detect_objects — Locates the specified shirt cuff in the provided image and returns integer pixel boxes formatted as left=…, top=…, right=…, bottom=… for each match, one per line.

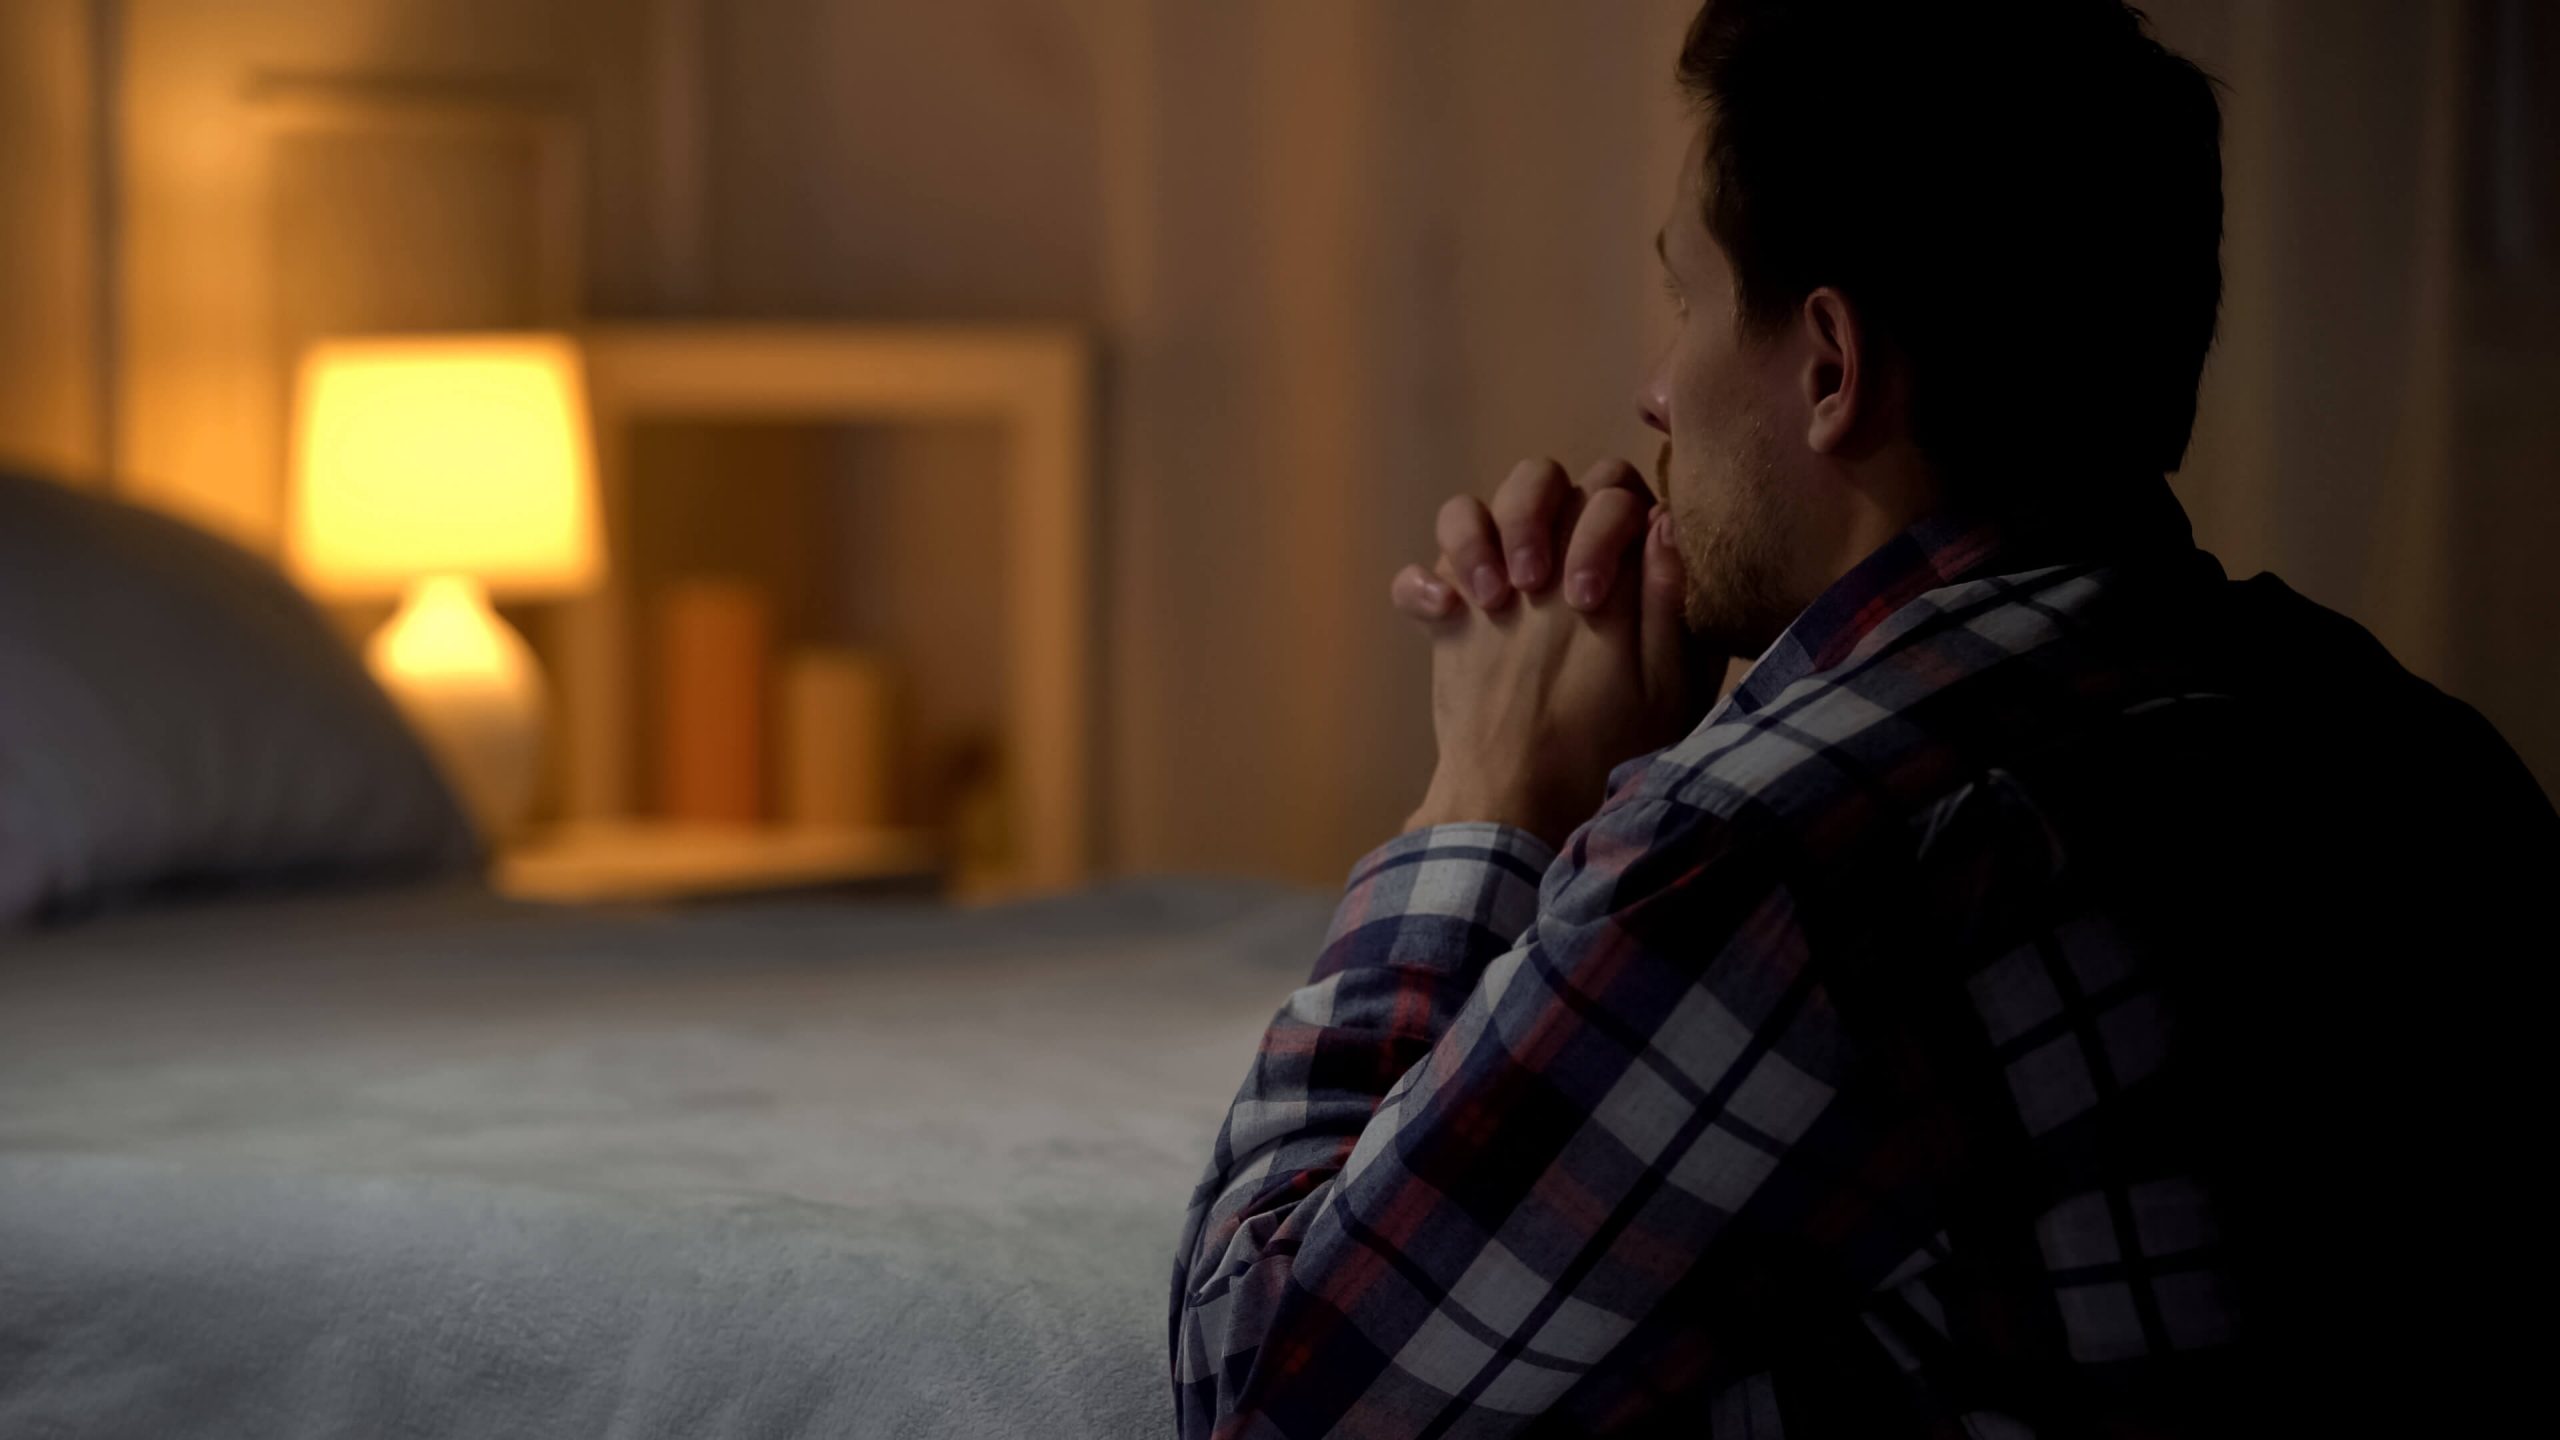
left=1316, top=822, right=1557, bottom=977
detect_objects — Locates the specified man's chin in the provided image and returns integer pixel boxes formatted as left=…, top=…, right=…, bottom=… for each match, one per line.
left=1683, top=581, right=1788, bottom=663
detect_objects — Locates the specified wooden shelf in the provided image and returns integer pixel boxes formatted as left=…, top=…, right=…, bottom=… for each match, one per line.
left=550, top=324, right=1094, bottom=897
left=495, top=820, right=941, bottom=904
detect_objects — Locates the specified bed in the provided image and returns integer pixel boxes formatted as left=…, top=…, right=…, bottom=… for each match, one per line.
left=0, top=468, right=1321, bottom=1436
left=0, top=878, right=1325, bottom=1437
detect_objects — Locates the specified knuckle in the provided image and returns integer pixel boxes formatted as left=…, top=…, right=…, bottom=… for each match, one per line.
left=1584, top=484, right=1639, bottom=516
left=1436, top=498, right=1494, bottom=554
left=1496, top=458, right=1568, bottom=514
left=1575, top=491, right=1640, bottom=544
left=1576, top=456, right=1636, bottom=490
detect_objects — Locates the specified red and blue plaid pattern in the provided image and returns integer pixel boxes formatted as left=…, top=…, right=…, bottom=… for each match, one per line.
left=1169, top=477, right=2355, bottom=1437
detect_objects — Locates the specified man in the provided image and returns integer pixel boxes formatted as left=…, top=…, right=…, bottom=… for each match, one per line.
left=1172, top=1, right=2557, bottom=1435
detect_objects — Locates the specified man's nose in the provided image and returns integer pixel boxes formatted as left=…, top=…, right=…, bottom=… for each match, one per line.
left=1635, top=386, right=1668, bottom=435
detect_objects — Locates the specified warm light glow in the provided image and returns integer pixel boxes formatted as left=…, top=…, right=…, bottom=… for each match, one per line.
left=288, top=333, right=602, bottom=598
left=364, top=573, right=547, bottom=840
left=374, top=575, right=524, bottom=686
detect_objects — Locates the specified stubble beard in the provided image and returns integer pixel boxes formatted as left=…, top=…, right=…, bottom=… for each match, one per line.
left=1666, top=404, right=1800, bottom=663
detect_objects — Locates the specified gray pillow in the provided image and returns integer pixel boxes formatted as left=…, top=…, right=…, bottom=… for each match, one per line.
left=0, top=470, right=481, bottom=925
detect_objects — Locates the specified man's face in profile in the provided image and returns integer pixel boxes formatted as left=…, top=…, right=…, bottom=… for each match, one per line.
left=1640, top=126, right=1810, bottom=661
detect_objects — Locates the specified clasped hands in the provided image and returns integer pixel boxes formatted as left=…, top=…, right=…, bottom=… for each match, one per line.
left=1389, top=458, right=1713, bottom=852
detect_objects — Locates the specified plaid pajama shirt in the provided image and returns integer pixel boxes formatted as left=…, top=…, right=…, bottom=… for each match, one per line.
left=1169, top=474, right=2559, bottom=1438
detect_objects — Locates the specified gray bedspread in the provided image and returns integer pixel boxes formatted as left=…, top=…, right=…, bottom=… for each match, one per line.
left=0, top=878, right=1330, bottom=1438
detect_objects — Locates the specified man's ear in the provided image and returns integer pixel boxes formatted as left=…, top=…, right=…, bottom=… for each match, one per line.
left=1797, top=287, right=1866, bottom=456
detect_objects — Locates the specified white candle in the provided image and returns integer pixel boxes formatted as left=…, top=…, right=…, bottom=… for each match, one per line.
left=780, top=647, right=902, bottom=828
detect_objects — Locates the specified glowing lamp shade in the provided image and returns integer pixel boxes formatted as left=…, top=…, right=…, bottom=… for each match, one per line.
left=287, top=334, right=604, bottom=842
left=289, top=334, right=600, bottom=597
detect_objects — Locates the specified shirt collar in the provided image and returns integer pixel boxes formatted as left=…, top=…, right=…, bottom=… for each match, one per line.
left=1719, top=471, right=2200, bottom=719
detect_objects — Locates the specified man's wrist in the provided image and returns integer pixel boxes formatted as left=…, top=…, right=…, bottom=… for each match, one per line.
left=1404, top=774, right=1573, bottom=851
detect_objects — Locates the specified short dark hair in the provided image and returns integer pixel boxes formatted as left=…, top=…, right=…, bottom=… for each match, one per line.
left=1679, top=0, right=2223, bottom=488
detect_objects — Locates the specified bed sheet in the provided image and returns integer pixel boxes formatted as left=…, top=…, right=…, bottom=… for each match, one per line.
left=0, top=878, right=1331, bottom=1439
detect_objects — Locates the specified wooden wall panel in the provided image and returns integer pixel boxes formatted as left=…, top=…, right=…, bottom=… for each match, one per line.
left=0, top=0, right=101, bottom=482
left=113, top=0, right=653, bottom=546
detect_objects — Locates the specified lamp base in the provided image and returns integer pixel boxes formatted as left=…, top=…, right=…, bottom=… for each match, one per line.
left=368, top=575, right=545, bottom=842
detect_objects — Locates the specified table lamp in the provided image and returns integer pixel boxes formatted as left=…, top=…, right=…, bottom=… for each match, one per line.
left=287, top=333, right=602, bottom=841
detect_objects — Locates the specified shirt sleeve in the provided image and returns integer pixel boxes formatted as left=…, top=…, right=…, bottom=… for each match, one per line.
left=1169, top=794, right=1948, bottom=1438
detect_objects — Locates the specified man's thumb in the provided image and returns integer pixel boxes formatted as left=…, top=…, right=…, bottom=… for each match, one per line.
left=1640, top=509, right=1688, bottom=705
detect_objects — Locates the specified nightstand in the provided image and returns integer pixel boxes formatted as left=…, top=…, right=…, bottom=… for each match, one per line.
left=495, top=821, right=943, bottom=904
